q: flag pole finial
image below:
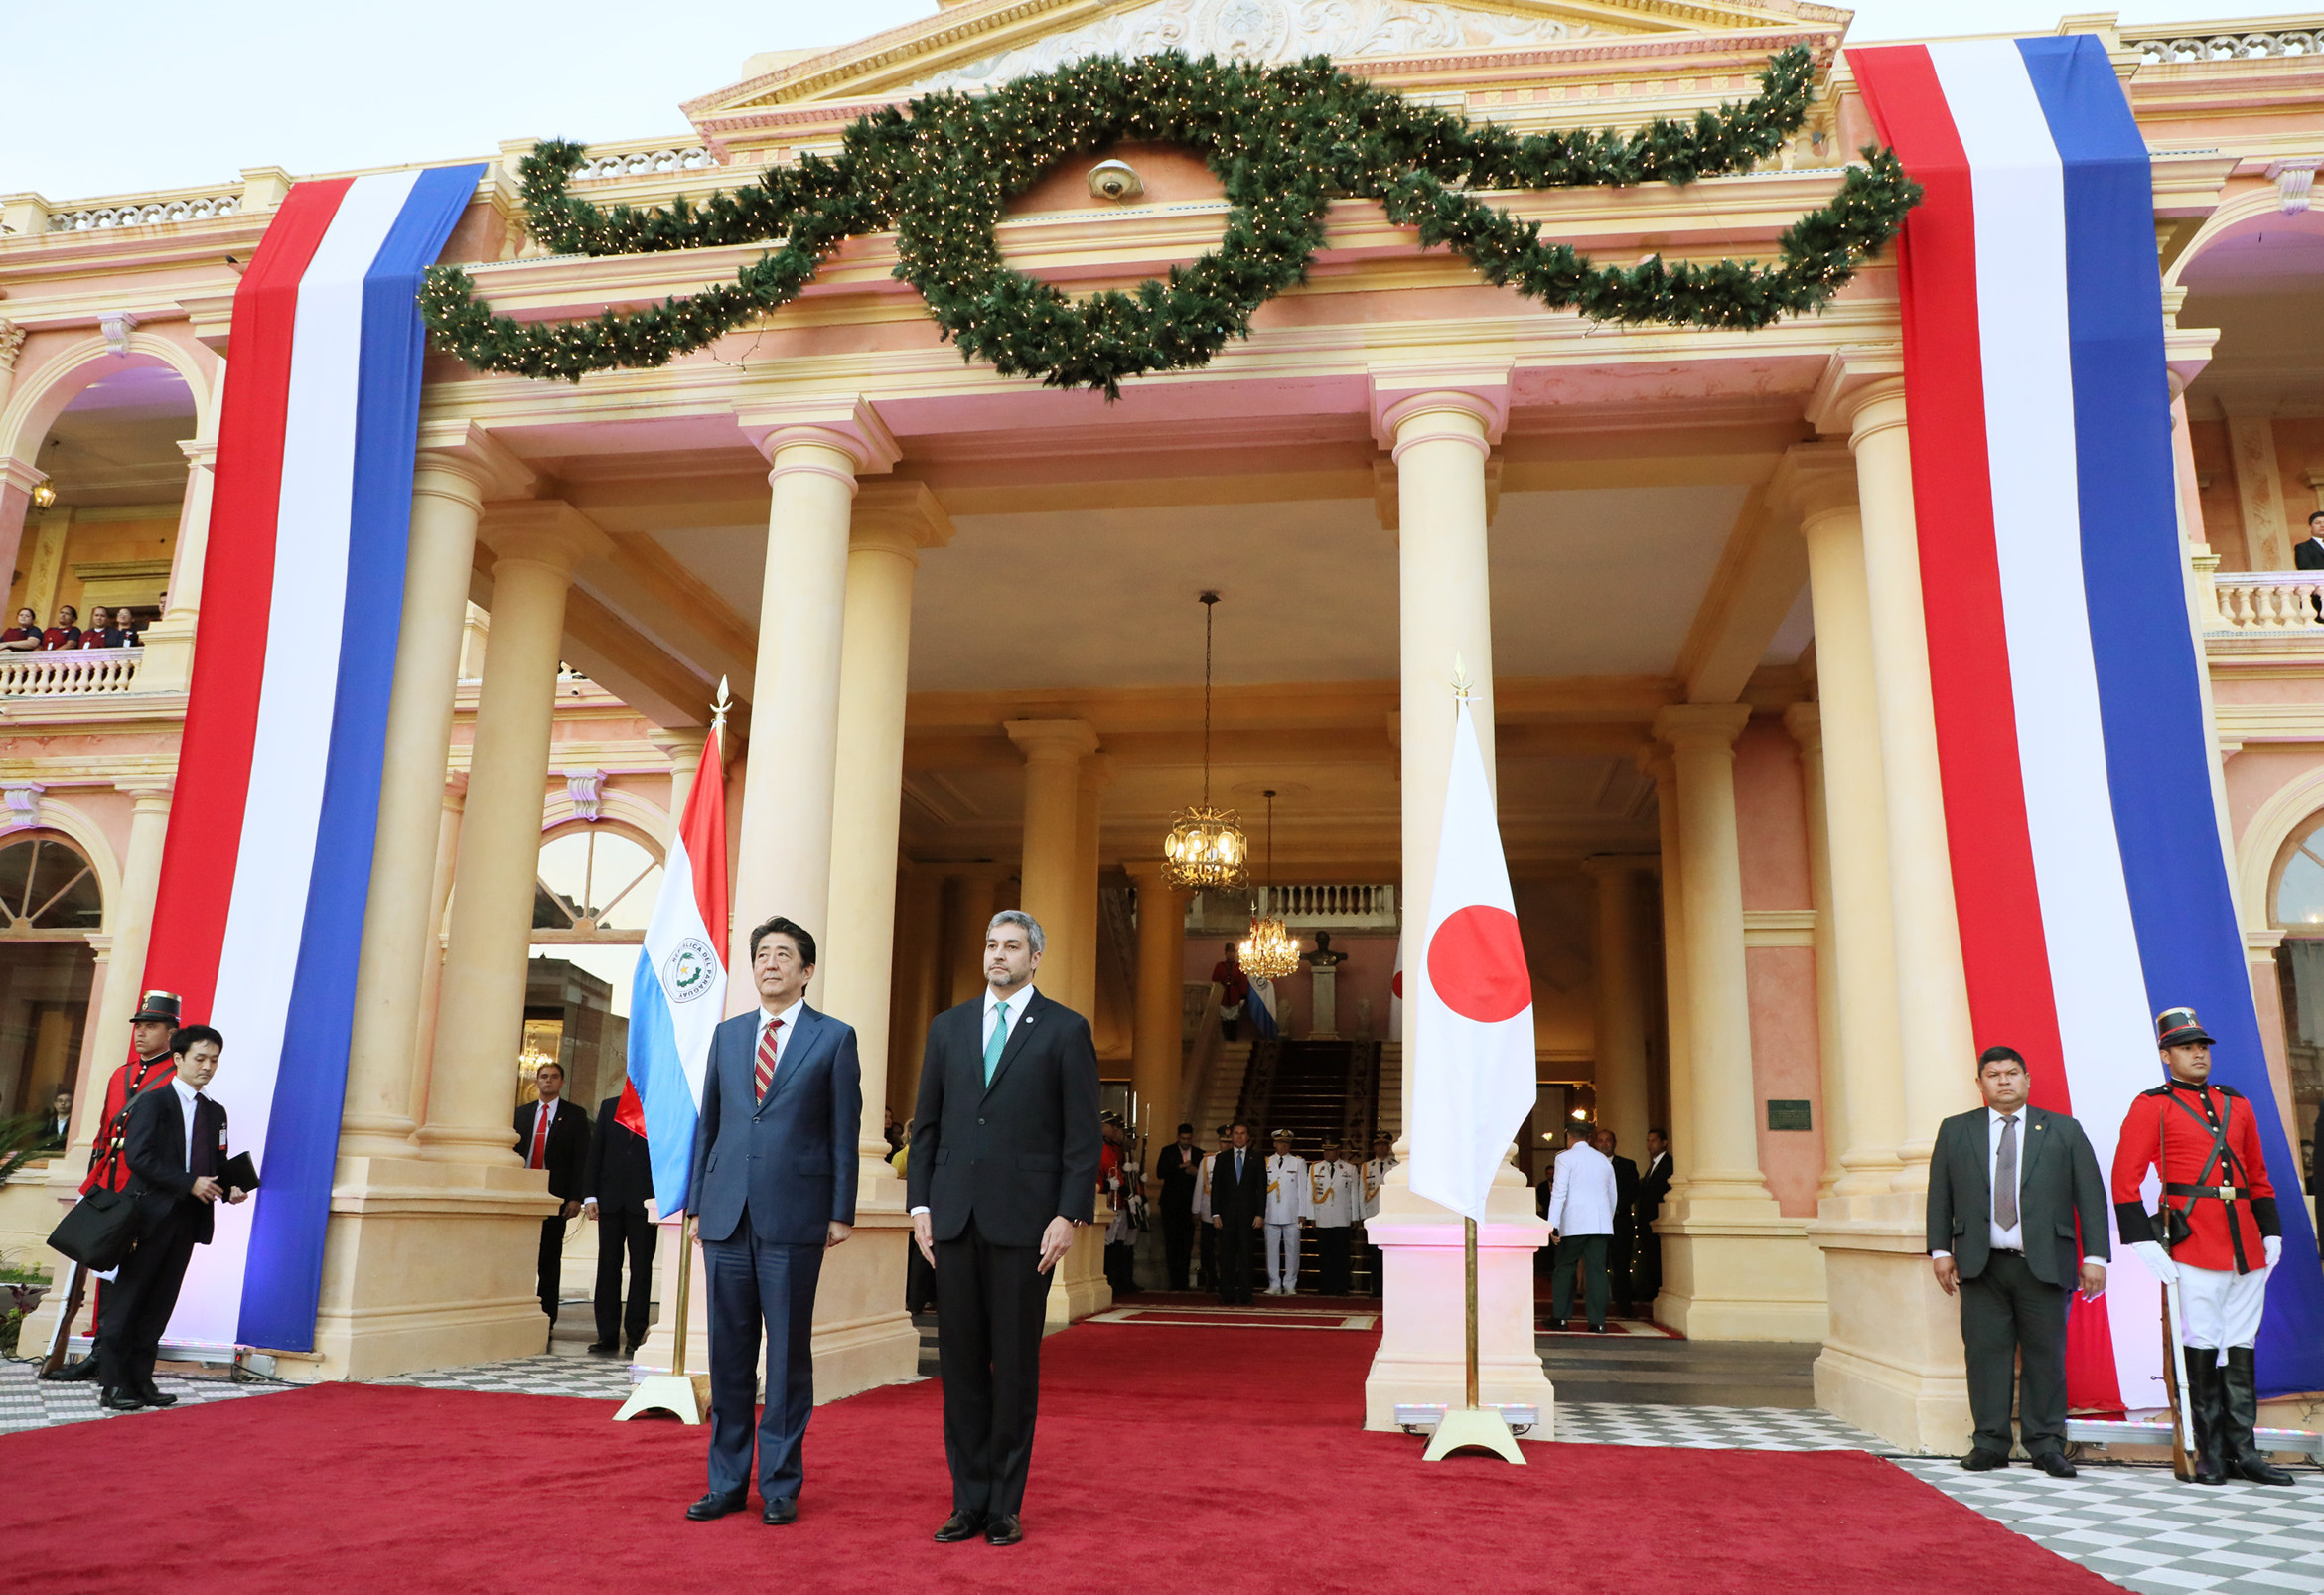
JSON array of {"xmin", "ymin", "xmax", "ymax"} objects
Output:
[
  {"xmin": 710, "ymin": 676, "xmax": 733, "ymax": 748},
  {"xmin": 1451, "ymin": 652, "xmax": 1473, "ymax": 702}
]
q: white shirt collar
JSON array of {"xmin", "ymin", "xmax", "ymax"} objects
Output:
[
  {"xmin": 983, "ymin": 983, "xmax": 1035, "ymax": 1019},
  {"xmin": 757, "ymin": 996, "xmax": 805, "ymax": 1034},
  {"xmin": 171, "ymin": 1077, "xmax": 199, "ymax": 1112},
  {"xmin": 535, "ymin": 1095, "xmax": 558, "ymax": 1121}
]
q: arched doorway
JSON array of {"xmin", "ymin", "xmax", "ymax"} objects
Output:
[
  {"xmin": 0, "ymin": 832, "xmax": 103, "ymax": 1123},
  {"xmin": 522, "ymin": 822, "xmax": 663, "ymax": 1115},
  {"xmin": 2269, "ymin": 814, "xmax": 2324, "ymax": 1184}
]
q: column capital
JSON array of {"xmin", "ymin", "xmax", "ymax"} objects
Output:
[
  {"xmin": 739, "ymin": 394, "xmax": 901, "ymax": 479},
  {"xmin": 1078, "ymin": 753, "xmax": 1118, "ymax": 795},
  {"xmin": 1782, "ymin": 701, "xmax": 1822, "ymax": 756},
  {"xmin": 0, "ymin": 457, "xmax": 47, "ymax": 496},
  {"xmin": 115, "ymin": 776, "xmax": 175, "ymax": 805},
  {"xmin": 1769, "ymin": 441, "xmax": 1859, "ymax": 528},
  {"xmin": 1804, "ymin": 348, "xmax": 1906, "ymax": 441},
  {"xmin": 177, "ymin": 437, "xmax": 218, "ymax": 471},
  {"xmin": 851, "ymin": 479, "xmax": 955, "ymax": 560},
  {"xmin": 1653, "ymin": 703, "xmax": 1751, "ymax": 750},
  {"xmin": 478, "ymin": 500, "xmax": 614, "ymax": 574},
  {"xmin": 649, "ymin": 725, "xmax": 711, "ymax": 764},
  {"xmin": 1005, "ymin": 718, "xmax": 1100, "ymax": 764},
  {"xmin": 1369, "ymin": 365, "xmax": 1511, "ymax": 456},
  {"xmin": 413, "ymin": 419, "xmax": 539, "ymax": 500}
]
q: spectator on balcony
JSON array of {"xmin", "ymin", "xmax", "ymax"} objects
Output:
[
  {"xmin": 77, "ymin": 606, "xmax": 127, "ymax": 650},
  {"xmin": 2296, "ymin": 509, "xmax": 2324, "ymax": 570},
  {"xmin": 2, "ymin": 607, "xmax": 40, "ymax": 652},
  {"xmin": 40, "ymin": 605, "xmax": 81, "ymax": 651}
]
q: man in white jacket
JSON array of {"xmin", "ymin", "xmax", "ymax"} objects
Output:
[
  {"xmin": 1542, "ymin": 1123, "xmax": 1619, "ymax": 1334},
  {"xmin": 1263, "ymin": 1130, "xmax": 1312, "ymax": 1295}
]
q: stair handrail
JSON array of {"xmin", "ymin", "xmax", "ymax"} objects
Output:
[{"xmin": 1177, "ymin": 980, "xmax": 1225, "ymax": 1129}]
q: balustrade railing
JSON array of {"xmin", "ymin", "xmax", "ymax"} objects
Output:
[
  {"xmin": 0, "ymin": 646, "xmax": 143, "ymax": 696},
  {"xmin": 2210, "ymin": 571, "xmax": 2324, "ymax": 633},
  {"xmin": 47, "ymin": 194, "xmax": 239, "ymax": 230},
  {"xmin": 571, "ymin": 147, "xmax": 718, "ymax": 181},
  {"xmin": 2131, "ymin": 28, "xmax": 2320, "ymax": 62},
  {"xmin": 1186, "ymin": 883, "xmax": 1398, "ymax": 933}
]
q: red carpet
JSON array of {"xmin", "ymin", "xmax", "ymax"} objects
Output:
[{"xmin": 6, "ymin": 1324, "xmax": 2109, "ymax": 1594}]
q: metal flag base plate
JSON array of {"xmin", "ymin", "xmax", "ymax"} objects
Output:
[
  {"xmin": 1421, "ymin": 1404, "xmax": 1526, "ymax": 1464},
  {"xmin": 615, "ymin": 1372, "xmax": 711, "ymax": 1425}
]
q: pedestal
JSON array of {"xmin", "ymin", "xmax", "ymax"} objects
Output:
[
  {"xmin": 1308, "ymin": 962, "xmax": 1341, "ymax": 1039},
  {"xmin": 1363, "ymin": 1178, "xmax": 1553, "ymax": 1433},
  {"xmin": 1652, "ymin": 1209, "xmax": 1827, "ymax": 1342},
  {"xmin": 1808, "ymin": 1199, "xmax": 1972, "ymax": 1454},
  {"xmin": 1046, "ymin": 1211, "xmax": 1114, "ymax": 1328}
]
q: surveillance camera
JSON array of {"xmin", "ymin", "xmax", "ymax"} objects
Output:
[{"xmin": 1088, "ymin": 159, "xmax": 1144, "ymax": 203}]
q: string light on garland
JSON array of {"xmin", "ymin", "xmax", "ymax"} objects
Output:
[
  {"xmin": 1237, "ymin": 789, "xmax": 1301, "ymax": 982},
  {"xmin": 419, "ymin": 47, "xmax": 1919, "ymax": 396},
  {"xmin": 1161, "ymin": 591, "xmax": 1248, "ymax": 894}
]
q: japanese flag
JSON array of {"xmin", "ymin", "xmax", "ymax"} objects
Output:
[{"xmin": 1406, "ymin": 697, "xmax": 1536, "ymax": 1223}]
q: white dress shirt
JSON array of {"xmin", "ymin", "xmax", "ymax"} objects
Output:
[
  {"xmin": 1931, "ymin": 1107, "xmax": 2106, "ymax": 1267},
  {"xmin": 169, "ymin": 1078, "xmax": 201, "ymax": 1172},
  {"xmin": 908, "ymin": 984, "xmax": 1037, "ymax": 1218},
  {"xmin": 1543, "ymin": 1141, "xmax": 1619, "ymax": 1237}
]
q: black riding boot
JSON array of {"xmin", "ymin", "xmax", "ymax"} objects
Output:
[
  {"xmin": 2184, "ymin": 1348, "xmax": 2230, "ymax": 1485},
  {"xmin": 2223, "ymin": 1346, "xmax": 2297, "ymax": 1485}
]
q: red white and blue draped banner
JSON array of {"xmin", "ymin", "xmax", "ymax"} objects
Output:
[
  {"xmin": 1851, "ymin": 35, "xmax": 2324, "ymax": 1406},
  {"xmin": 623, "ymin": 728, "xmax": 729, "ymax": 1214},
  {"xmin": 140, "ymin": 165, "xmax": 485, "ymax": 1352}
]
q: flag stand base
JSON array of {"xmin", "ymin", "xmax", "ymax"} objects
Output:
[
  {"xmin": 1422, "ymin": 1404, "xmax": 1526, "ymax": 1463},
  {"xmin": 615, "ymin": 1372, "xmax": 710, "ymax": 1425}
]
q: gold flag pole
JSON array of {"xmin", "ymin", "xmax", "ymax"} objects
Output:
[{"xmin": 616, "ymin": 677, "xmax": 730, "ymax": 1426}]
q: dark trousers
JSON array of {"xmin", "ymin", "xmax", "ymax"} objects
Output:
[
  {"xmin": 1609, "ymin": 1227, "xmax": 1635, "ymax": 1312},
  {"xmin": 701, "ymin": 1216, "xmax": 824, "ymax": 1503},
  {"xmin": 1316, "ymin": 1226, "xmax": 1353, "ymax": 1295},
  {"xmin": 592, "ymin": 1205, "xmax": 657, "ymax": 1349},
  {"xmin": 1960, "ymin": 1249, "xmax": 2070, "ymax": 1458},
  {"xmin": 1215, "ymin": 1218, "xmax": 1257, "ymax": 1304},
  {"xmin": 1637, "ymin": 1222, "xmax": 1664, "ymax": 1304},
  {"xmin": 1196, "ymin": 1219, "xmax": 1216, "ymax": 1290},
  {"xmin": 1163, "ymin": 1210, "xmax": 1196, "ymax": 1290},
  {"xmin": 1552, "ymin": 1233, "xmax": 1610, "ymax": 1329},
  {"xmin": 101, "ymin": 1209, "xmax": 197, "ymax": 1391},
  {"xmin": 905, "ymin": 1240, "xmax": 936, "ymax": 1314},
  {"xmin": 1103, "ymin": 1239, "xmax": 1136, "ymax": 1295},
  {"xmin": 936, "ymin": 1216, "xmax": 1051, "ymax": 1518},
  {"xmin": 537, "ymin": 1215, "xmax": 565, "ymax": 1321},
  {"xmin": 1361, "ymin": 1229, "xmax": 1383, "ymax": 1294}
]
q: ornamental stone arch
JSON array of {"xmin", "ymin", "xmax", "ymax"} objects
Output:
[
  {"xmin": 0, "ymin": 323, "xmax": 219, "ymax": 472},
  {"xmin": 0, "ymin": 794, "xmax": 124, "ymax": 934},
  {"xmin": 2234, "ymin": 762, "xmax": 2324, "ymax": 933},
  {"xmin": 2161, "ymin": 182, "xmax": 2324, "ymax": 294}
]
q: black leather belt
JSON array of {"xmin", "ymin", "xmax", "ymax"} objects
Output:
[{"xmin": 2166, "ymin": 1182, "xmax": 2249, "ymax": 1201}]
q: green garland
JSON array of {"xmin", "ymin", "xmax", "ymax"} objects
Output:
[{"xmin": 422, "ymin": 48, "xmax": 1918, "ymax": 396}]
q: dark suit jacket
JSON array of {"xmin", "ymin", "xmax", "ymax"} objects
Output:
[
  {"xmin": 1927, "ymin": 1105, "xmax": 2110, "ymax": 1289},
  {"xmin": 1610, "ymin": 1154, "xmax": 1642, "ymax": 1240},
  {"xmin": 907, "ymin": 989, "xmax": 1101, "ymax": 1248},
  {"xmin": 514, "ymin": 1097, "xmax": 591, "ymax": 1203},
  {"xmin": 1208, "ymin": 1144, "xmax": 1266, "ymax": 1227},
  {"xmin": 689, "ymin": 1004, "xmax": 862, "ymax": 1247},
  {"xmin": 586, "ymin": 1095, "xmax": 655, "ymax": 1214},
  {"xmin": 1638, "ymin": 1151, "xmax": 1673, "ymax": 1223},
  {"xmin": 1156, "ymin": 1142, "xmax": 1202, "ymax": 1214},
  {"xmin": 122, "ymin": 1087, "xmax": 230, "ymax": 1245},
  {"xmin": 2297, "ymin": 537, "xmax": 2324, "ymax": 571}
]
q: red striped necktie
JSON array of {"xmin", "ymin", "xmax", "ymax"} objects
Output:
[
  {"xmin": 756, "ymin": 1017, "xmax": 785, "ymax": 1102},
  {"xmin": 528, "ymin": 1103, "xmax": 550, "ymax": 1170}
]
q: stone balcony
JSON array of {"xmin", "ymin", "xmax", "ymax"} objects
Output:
[{"xmin": 1185, "ymin": 883, "xmax": 1398, "ymax": 936}]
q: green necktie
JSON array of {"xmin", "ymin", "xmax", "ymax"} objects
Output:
[{"xmin": 984, "ymin": 1001, "xmax": 1010, "ymax": 1086}]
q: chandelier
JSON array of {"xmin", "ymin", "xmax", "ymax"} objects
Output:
[
  {"xmin": 1161, "ymin": 591, "xmax": 1249, "ymax": 893},
  {"xmin": 1237, "ymin": 790, "xmax": 1302, "ymax": 980}
]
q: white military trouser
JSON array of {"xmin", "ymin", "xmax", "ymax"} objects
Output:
[
  {"xmin": 1265, "ymin": 1222, "xmax": 1301, "ymax": 1292},
  {"xmin": 2178, "ymin": 1262, "xmax": 2271, "ymax": 1351}
]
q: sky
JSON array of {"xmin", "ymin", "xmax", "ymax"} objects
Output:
[{"xmin": 0, "ymin": 2, "xmax": 2285, "ymax": 202}]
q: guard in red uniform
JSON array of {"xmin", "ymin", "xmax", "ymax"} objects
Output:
[
  {"xmin": 2112, "ymin": 1006, "xmax": 2294, "ymax": 1487},
  {"xmin": 41, "ymin": 990, "xmax": 184, "ymax": 1384}
]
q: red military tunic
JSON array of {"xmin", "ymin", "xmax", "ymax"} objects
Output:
[
  {"xmin": 78, "ymin": 1050, "xmax": 178, "ymax": 1195},
  {"xmin": 2110, "ymin": 1081, "xmax": 2278, "ymax": 1275}
]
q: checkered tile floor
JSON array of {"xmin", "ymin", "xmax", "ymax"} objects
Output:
[
  {"xmin": 0, "ymin": 1359, "xmax": 283, "ymax": 1434},
  {"xmin": 373, "ymin": 1354, "xmax": 640, "ymax": 1399},
  {"xmin": 1552, "ymin": 1400, "xmax": 1880, "ymax": 1449}
]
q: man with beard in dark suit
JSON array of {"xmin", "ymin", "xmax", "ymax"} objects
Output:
[
  {"xmin": 1594, "ymin": 1126, "xmax": 1643, "ymax": 1317},
  {"xmin": 583, "ymin": 1090, "xmax": 658, "ymax": 1357},
  {"xmin": 1209, "ymin": 1120, "xmax": 1266, "ymax": 1305},
  {"xmin": 910, "ymin": 910, "xmax": 1101, "ymax": 1547},
  {"xmin": 1153, "ymin": 1123, "xmax": 1203, "ymax": 1290},
  {"xmin": 1636, "ymin": 1127, "xmax": 1673, "ymax": 1305}
]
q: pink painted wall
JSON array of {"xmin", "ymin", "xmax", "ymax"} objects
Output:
[
  {"xmin": 1734, "ymin": 719, "xmax": 1813, "ymax": 912},
  {"xmin": 1731, "ymin": 717, "xmax": 1825, "ymax": 1217}
]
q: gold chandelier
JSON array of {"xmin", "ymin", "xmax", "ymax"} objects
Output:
[
  {"xmin": 1237, "ymin": 790, "xmax": 1301, "ymax": 980},
  {"xmin": 1161, "ymin": 591, "xmax": 1249, "ymax": 893}
]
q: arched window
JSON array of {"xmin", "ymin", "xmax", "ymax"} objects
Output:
[
  {"xmin": 2269, "ymin": 817, "xmax": 2324, "ymax": 1184},
  {"xmin": 522, "ymin": 824, "xmax": 664, "ymax": 1113},
  {"xmin": 0, "ymin": 832, "xmax": 101, "ymax": 1126}
]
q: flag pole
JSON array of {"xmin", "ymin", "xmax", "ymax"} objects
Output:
[
  {"xmin": 616, "ymin": 677, "xmax": 731, "ymax": 1427},
  {"xmin": 1465, "ymin": 1216, "xmax": 1481, "ymax": 1409}
]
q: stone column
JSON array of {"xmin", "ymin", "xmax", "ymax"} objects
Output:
[
  {"xmin": 1005, "ymin": 720, "xmax": 1098, "ymax": 994},
  {"xmin": 1363, "ymin": 373, "xmax": 1551, "ymax": 1430},
  {"xmin": 418, "ymin": 503, "xmax": 610, "ymax": 1165},
  {"xmin": 341, "ymin": 456, "xmax": 492, "ymax": 1158},
  {"xmin": 889, "ymin": 868, "xmax": 946, "ymax": 1123},
  {"xmin": 1124, "ymin": 860, "xmax": 1189, "ymax": 1164},
  {"xmin": 65, "ymin": 781, "xmax": 172, "ymax": 1152},
  {"xmin": 947, "ymin": 867, "xmax": 1006, "ymax": 1008},
  {"xmin": 1581, "ymin": 857, "xmax": 1652, "ymax": 1161},
  {"xmin": 1783, "ymin": 706, "xmax": 1846, "ymax": 1201},
  {"xmin": 1648, "ymin": 752, "xmax": 1694, "ymax": 1193},
  {"xmin": 1068, "ymin": 758, "xmax": 1113, "ymax": 1019},
  {"xmin": 1841, "ymin": 382, "xmax": 1977, "ymax": 1177},
  {"xmin": 0, "ymin": 457, "xmax": 43, "ymax": 624},
  {"xmin": 130, "ymin": 439, "xmax": 218, "ymax": 694},
  {"xmin": 810, "ymin": 482, "xmax": 948, "ymax": 1398},
  {"xmin": 406, "ymin": 778, "xmax": 467, "ymax": 1133},
  {"xmin": 730, "ymin": 400, "xmax": 899, "ymax": 987}
]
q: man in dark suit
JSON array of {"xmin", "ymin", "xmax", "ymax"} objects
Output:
[
  {"xmin": 1928, "ymin": 1044, "xmax": 2109, "ymax": 1477},
  {"xmin": 909, "ymin": 909, "xmax": 1100, "ymax": 1548},
  {"xmin": 2297, "ymin": 509, "xmax": 2324, "ymax": 569},
  {"xmin": 1595, "ymin": 1127, "xmax": 1643, "ymax": 1318},
  {"xmin": 1636, "ymin": 1127, "xmax": 1673, "ymax": 1305},
  {"xmin": 102, "ymin": 1025, "xmax": 250, "ymax": 1411},
  {"xmin": 684, "ymin": 916, "xmax": 860, "ymax": 1526},
  {"xmin": 514, "ymin": 1060, "xmax": 589, "ymax": 1333},
  {"xmin": 1208, "ymin": 1120, "xmax": 1265, "ymax": 1305},
  {"xmin": 584, "ymin": 1091, "xmax": 658, "ymax": 1357},
  {"xmin": 1154, "ymin": 1122, "xmax": 1203, "ymax": 1290}
]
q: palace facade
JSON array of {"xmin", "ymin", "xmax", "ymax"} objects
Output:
[{"xmin": 4, "ymin": 0, "xmax": 2323, "ymax": 1452}]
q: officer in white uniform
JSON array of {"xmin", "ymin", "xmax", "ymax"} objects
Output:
[
  {"xmin": 1264, "ymin": 1130, "xmax": 1311, "ymax": 1295},
  {"xmin": 1359, "ymin": 1132, "xmax": 1396, "ymax": 1295},
  {"xmin": 1307, "ymin": 1138, "xmax": 1361, "ymax": 1295}
]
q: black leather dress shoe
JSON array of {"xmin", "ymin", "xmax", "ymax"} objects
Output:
[
  {"xmin": 1960, "ymin": 1449, "xmax": 2009, "ymax": 1471},
  {"xmin": 2030, "ymin": 1451, "xmax": 2076, "ymax": 1479},
  {"xmin": 44, "ymin": 1353, "xmax": 99, "ymax": 1383},
  {"xmin": 98, "ymin": 1386, "xmax": 145, "ymax": 1412},
  {"xmin": 762, "ymin": 1498, "xmax": 798, "ymax": 1526},
  {"xmin": 685, "ymin": 1492, "xmax": 746, "ymax": 1522},
  {"xmin": 585, "ymin": 1342, "xmax": 620, "ymax": 1357},
  {"xmin": 933, "ymin": 1509, "xmax": 987, "ymax": 1543},
  {"xmin": 984, "ymin": 1514, "xmax": 1023, "ymax": 1546},
  {"xmin": 136, "ymin": 1381, "xmax": 179, "ymax": 1408}
]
